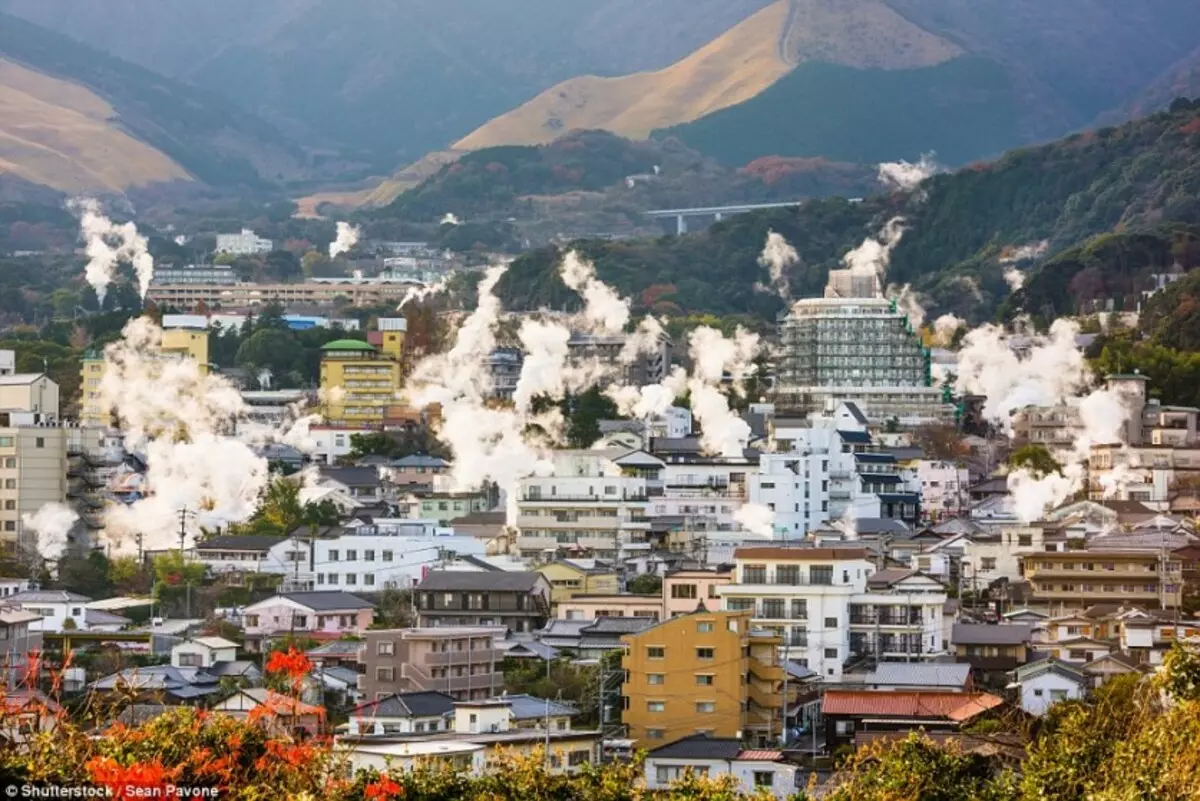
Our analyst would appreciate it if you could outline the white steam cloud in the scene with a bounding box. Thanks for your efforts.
[734,503,776,537]
[999,241,1049,265]
[931,314,965,348]
[843,217,905,284]
[23,502,79,563]
[329,221,360,258]
[888,284,926,330]
[71,198,154,306]
[877,153,940,192]
[1004,267,1026,292]
[756,230,798,300]
[441,213,461,226]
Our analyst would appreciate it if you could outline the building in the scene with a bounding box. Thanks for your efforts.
[169,637,239,669]
[556,593,662,621]
[485,348,523,402]
[406,490,492,526]
[358,627,504,702]
[773,269,951,423]
[0,590,90,633]
[0,608,42,688]
[950,623,1035,677]
[0,374,59,417]
[151,264,237,286]
[348,691,458,735]
[388,455,451,491]
[146,280,416,311]
[215,229,273,256]
[515,449,658,560]
[319,325,404,425]
[642,735,800,799]
[821,689,1004,750]
[535,559,619,608]
[719,547,948,681]
[567,332,671,387]
[621,610,784,747]
[80,326,211,425]
[1009,658,1088,716]
[663,569,732,618]
[241,592,375,650]
[918,460,971,520]
[0,350,12,375]
[1025,549,1184,611]
[211,688,324,736]
[415,571,551,633]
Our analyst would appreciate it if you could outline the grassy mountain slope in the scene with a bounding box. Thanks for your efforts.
[0,10,305,188]
[0,58,190,193]
[495,102,1200,321]
[0,0,773,163]
[1103,48,1200,125]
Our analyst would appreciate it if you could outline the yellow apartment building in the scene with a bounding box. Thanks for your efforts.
[319,319,405,425]
[1026,549,1183,612]
[80,325,211,426]
[621,609,783,748]
[536,560,620,609]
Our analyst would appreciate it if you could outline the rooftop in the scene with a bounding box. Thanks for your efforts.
[194,534,283,552]
[732,546,869,561]
[863,662,972,689]
[354,691,456,719]
[647,734,743,761]
[321,339,377,352]
[275,592,375,611]
[952,623,1035,646]
[417,571,544,593]
[822,690,1003,721]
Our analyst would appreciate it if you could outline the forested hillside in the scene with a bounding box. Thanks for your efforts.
[497,100,1200,321]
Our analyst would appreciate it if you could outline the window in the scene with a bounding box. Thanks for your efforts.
[743,564,766,584]
[4,479,14,489]
[35,437,44,448]
[695,701,715,713]
[569,750,590,767]
[365,574,375,586]
[697,621,713,633]
[695,674,714,686]
[791,599,807,619]
[1018,535,1033,547]
[178,653,202,667]
[727,598,754,612]
[670,584,697,599]
[0,437,12,447]
[328,550,340,562]
[294,615,308,628]
[2,501,12,510]
[364,550,375,561]
[980,557,998,571]
[377,641,394,656]
[346,574,357,585]
[328,574,339,585]
[753,772,774,788]
[1068,649,1087,660]
[3,521,13,532]
[346,550,358,561]
[3,458,13,468]
[647,647,665,659]
[696,647,714,660]
[762,599,785,619]
[824,648,838,659]
[810,565,833,585]
[245,615,259,627]
[647,701,665,712]
[648,674,665,685]
[1033,689,1044,697]
[382,550,393,562]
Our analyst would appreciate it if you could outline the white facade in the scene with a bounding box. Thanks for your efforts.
[644,757,798,799]
[0,350,13,375]
[955,524,1044,586]
[0,578,30,598]
[649,407,692,440]
[655,460,751,534]
[515,450,657,560]
[170,637,239,668]
[4,592,89,633]
[918,460,970,520]
[1014,664,1086,716]
[309,427,374,465]
[747,454,827,537]
[312,526,485,591]
[719,548,947,681]
[215,229,273,256]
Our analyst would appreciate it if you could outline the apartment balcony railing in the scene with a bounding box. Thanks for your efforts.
[736,575,834,587]
[425,649,504,666]
[748,660,784,683]
[849,614,923,627]
[521,492,649,503]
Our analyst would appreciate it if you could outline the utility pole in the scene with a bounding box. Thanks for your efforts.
[177,507,193,554]
[781,650,790,747]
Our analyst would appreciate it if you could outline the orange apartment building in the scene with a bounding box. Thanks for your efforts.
[620,609,784,748]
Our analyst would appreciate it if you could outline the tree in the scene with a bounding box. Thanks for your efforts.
[916,423,968,460]
[564,387,619,448]
[235,328,304,382]
[108,555,152,595]
[1008,444,1063,477]
[55,551,115,598]
[627,573,662,595]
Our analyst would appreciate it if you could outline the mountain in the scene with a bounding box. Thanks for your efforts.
[0,0,775,164]
[0,10,305,190]
[659,0,1200,167]
[494,102,1200,321]
[1103,47,1200,125]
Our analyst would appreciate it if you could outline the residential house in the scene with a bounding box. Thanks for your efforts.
[306,639,365,668]
[643,735,800,800]
[1040,637,1114,665]
[0,608,41,689]
[83,608,131,633]
[318,466,385,504]
[621,610,784,747]
[951,624,1035,684]
[415,571,550,632]
[1119,611,1200,665]
[359,627,505,702]
[388,455,450,491]
[88,666,225,704]
[212,688,324,736]
[0,578,30,598]
[2,590,89,633]
[190,535,296,576]
[1010,658,1088,716]
[718,547,948,681]
[170,637,239,668]
[557,593,662,622]
[821,689,1005,750]
[854,662,973,693]
[663,569,732,618]
[347,691,457,736]
[317,665,363,703]
[1,689,63,743]
[535,560,619,608]
[1081,652,1147,686]
[308,520,485,592]
[241,592,375,651]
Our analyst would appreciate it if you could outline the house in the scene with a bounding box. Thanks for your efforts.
[359,627,505,702]
[0,577,30,598]
[535,560,619,608]
[88,666,225,704]
[190,534,294,575]
[557,593,662,622]
[84,608,131,632]
[1081,652,1147,686]
[1119,611,1200,665]
[318,466,385,503]
[0,689,63,743]
[415,571,550,633]
[306,639,364,668]
[1040,637,1114,665]
[2,590,89,633]
[500,640,560,662]
[348,691,457,736]
[316,665,363,703]
[1009,658,1088,716]
[0,608,42,689]
[855,662,973,693]
[212,688,324,736]
[821,689,1005,749]
[951,624,1035,678]
[388,454,450,491]
[170,637,239,668]
[241,592,375,651]
[643,735,800,799]
[662,569,732,618]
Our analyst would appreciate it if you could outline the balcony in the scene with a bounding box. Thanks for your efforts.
[747,683,779,711]
[425,649,504,666]
[849,614,923,627]
[736,575,835,588]
[521,492,649,503]
[749,660,783,683]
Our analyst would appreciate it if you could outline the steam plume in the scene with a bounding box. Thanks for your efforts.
[877,153,940,191]
[931,314,965,347]
[843,217,905,283]
[1003,267,1026,291]
[888,284,926,329]
[329,222,360,258]
[23,502,79,563]
[734,503,775,537]
[999,241,1049,265]
[559,250,629,334]
[71,198,154,305]
[756,230,798,300]
[441,213,461,226]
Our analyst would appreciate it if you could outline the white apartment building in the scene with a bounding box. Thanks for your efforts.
[0,350,13,376]
[515,449,659,561]
[1,590,90,633]
[940,523,1046,587]
[653,458,753,534]
[309,425,376,465]
[719,546,947,681]
[0,374,59,417]
[918,460,971,520]
[748,453,829,537]
[215,229,273,256]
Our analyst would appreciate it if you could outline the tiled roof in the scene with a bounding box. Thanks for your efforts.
[354,691,456,719]
[277,592,375,611]
[952,623,1034,646]
[647,734,742,760]
[822,690,1003,722]
[503,694,578,720]
[736,749,783,762]
[417,571,543,592]
[865,662,972,689]
[732,546,869,561]
[195,534,284,552]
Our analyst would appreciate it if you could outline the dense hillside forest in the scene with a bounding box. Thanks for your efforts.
[0,10,305,186]
[367,130,881,228]
[497,99,1200,321]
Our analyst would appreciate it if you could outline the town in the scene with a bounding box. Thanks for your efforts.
[2,223,1197,798]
